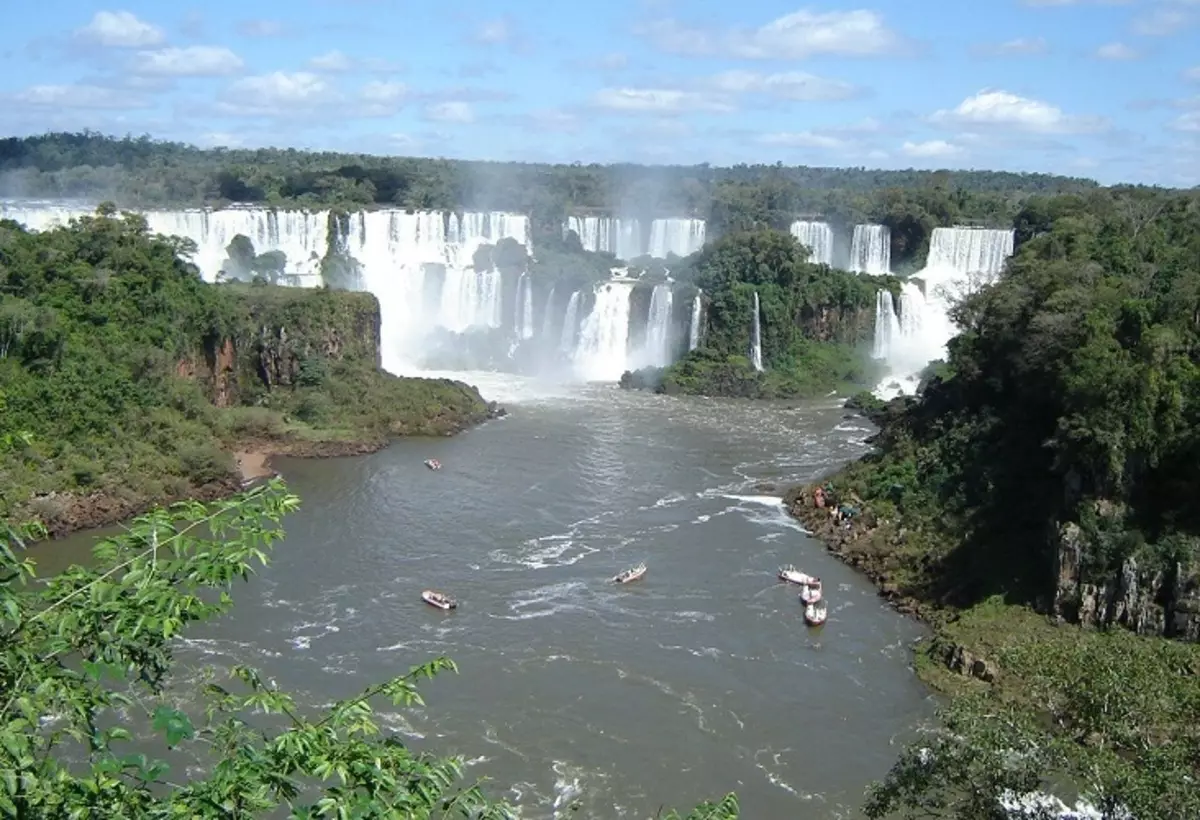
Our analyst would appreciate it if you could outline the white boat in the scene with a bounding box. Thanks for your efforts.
[804,601,828,626]
[424,459,441,471]
[778,565,816,585]
[799,580,823,605]
[612,562,647,584]
[421,589,457,610]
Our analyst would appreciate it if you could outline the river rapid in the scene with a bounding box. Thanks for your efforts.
[45,373,935,818]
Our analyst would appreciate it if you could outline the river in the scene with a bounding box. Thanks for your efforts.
[42,373,935,818]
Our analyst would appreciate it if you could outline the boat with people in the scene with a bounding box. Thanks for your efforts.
[778,565,817,585]
[799,579,823,604]
[424,459,441,471]
[612,562,647,584]
[421,589,457,610]
[804,601,828,626]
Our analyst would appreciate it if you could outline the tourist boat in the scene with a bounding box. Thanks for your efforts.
[804,601,828,626]
[421,589,457,610]
[424,459,441,471]
[778,565,816,585]
[612,562,647,584]
[799,579,823,605]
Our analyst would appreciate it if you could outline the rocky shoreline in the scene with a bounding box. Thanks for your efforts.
[783,483,935,623]
[32,401,508,540]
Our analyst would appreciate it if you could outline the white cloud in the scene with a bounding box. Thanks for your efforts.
[1174,110,1200,132]
[473,18,511,44]
[424,101,474,123]
[901,139,964,158]
[930,90,1108,134]
[1184,65,1200,81]
[1131,7,1193,36]
[218,71,333,116]
[237,19,286,37]
[591,87,733,114]
[75,11,164,48]
[707,70,861,101]
[308,50,352,72]
[971,37,1049,57]
[595,52,628,70]
[757,131,846,149]
[635,9,908,59]
[525,109,581,133]
[1094,42,1140,59]
[361,80,407,104]
[12,83,149,109]
[133,46,244,76]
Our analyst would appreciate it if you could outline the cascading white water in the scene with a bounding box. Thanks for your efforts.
[851,224,891,274]
[688,292,703,350]
[565,216,706,260]
[873,227,1014,399]
[788,220,834,266]
[639,284,674,368]
[0,202,332,284]
[647,218,706,259]
[871,290,902,360]
[541,287,556,338]
[560,291,581,353]
[574,281,633,381]
[565,216,642,259]
[344,209,527,371]
[514,273,534,340]
[750,292,764,371]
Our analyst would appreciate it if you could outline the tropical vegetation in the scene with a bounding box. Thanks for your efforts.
[0,208,492,532]
[804,186,1200,817]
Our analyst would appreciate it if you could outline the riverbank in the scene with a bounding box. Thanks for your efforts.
[22,397,507,540]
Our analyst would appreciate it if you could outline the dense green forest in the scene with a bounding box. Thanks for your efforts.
[1,132,1105,269]
[798,186,1200,816]
[622,229,894,398]
[0,209,494,533]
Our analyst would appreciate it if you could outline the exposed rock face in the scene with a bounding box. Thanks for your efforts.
[179,290,383,404]
[1051,506,1200,641]
[796,304,873,345]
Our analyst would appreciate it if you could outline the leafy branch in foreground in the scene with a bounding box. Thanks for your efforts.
[0,479,738,817]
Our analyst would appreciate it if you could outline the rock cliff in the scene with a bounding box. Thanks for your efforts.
[181,287,384,405]
[1053,510,1200,641]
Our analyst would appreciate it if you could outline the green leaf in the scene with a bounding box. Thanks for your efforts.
[151,705,195,747]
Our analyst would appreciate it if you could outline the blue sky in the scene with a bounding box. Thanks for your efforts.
[1,0,1198,185]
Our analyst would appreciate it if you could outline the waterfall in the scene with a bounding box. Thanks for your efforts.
[871,290,902,360]
[640,284,674,367]
[541,286,556,338]
[647,218,706,258]
[514,273,534,339]
[926,227,1015,275]
[688,292,703,350]
[851,224,891,274]
[789,220,834,266]
[750,292,763,371]
[560,291,581,353]
[565,216,642,259]
[872,227,1014,399]
[574,281,633,381]
[564,216,705,259]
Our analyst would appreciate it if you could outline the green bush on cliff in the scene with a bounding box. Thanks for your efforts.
[636,229,885,398]
[0,477,740,818]
[811,186,1200,816]
[0,209,491,531]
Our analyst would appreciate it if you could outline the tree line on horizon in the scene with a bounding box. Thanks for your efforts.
[1,131,1109,270]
